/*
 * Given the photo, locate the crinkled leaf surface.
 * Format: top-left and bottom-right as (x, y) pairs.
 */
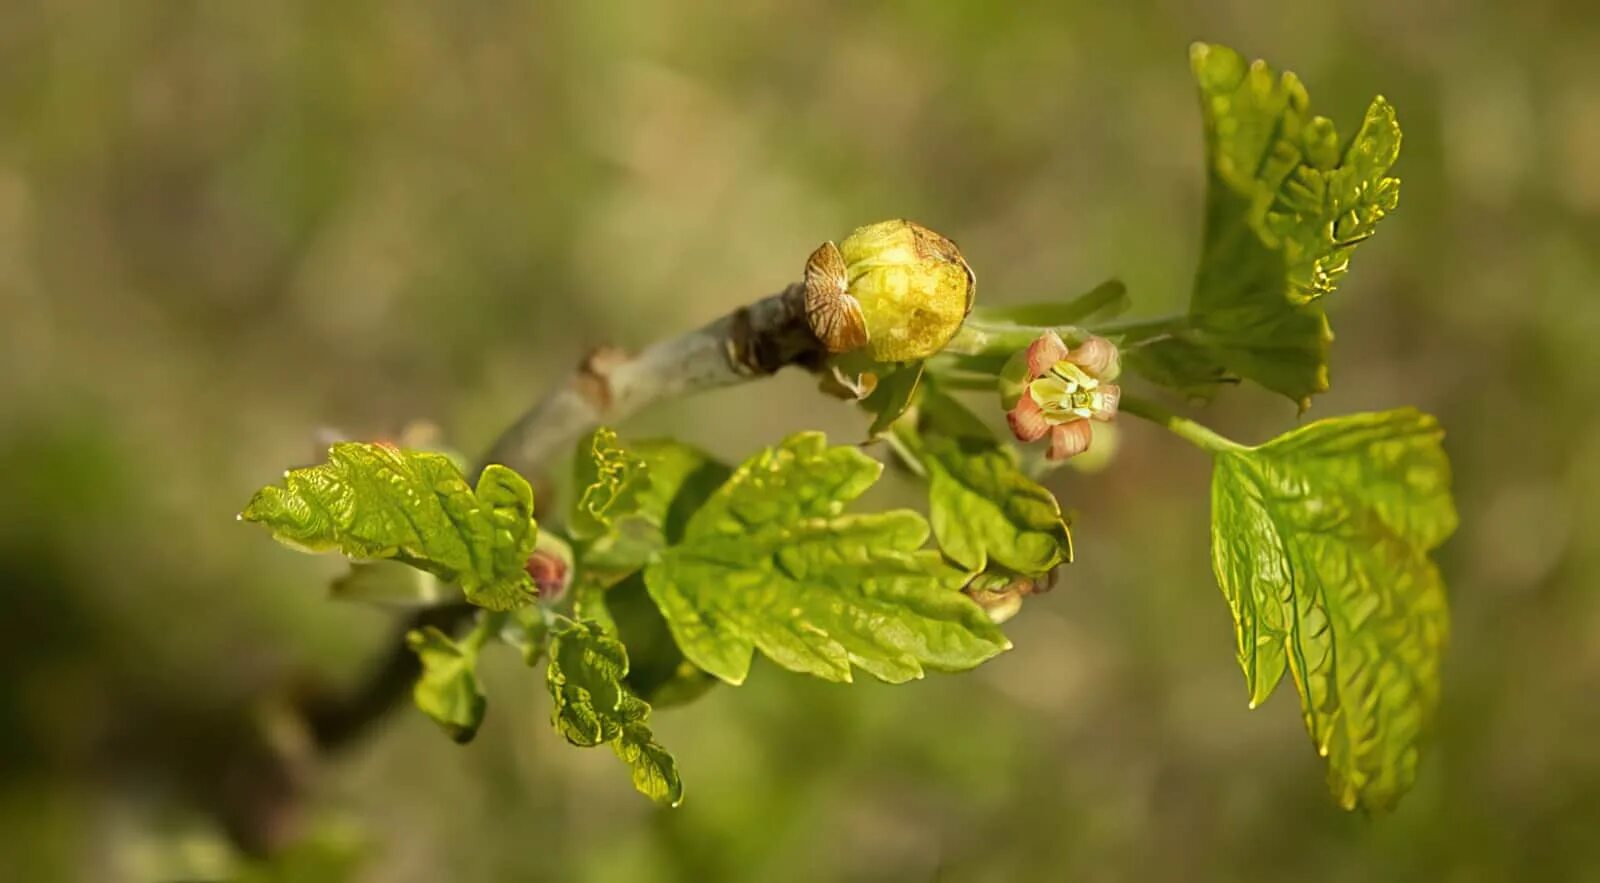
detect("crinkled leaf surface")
(576, 435), (731, 577)
(1211, 409), (1454, 811)
(406, 624), (488, 743)
(570, 428), (649, 543)
(1184, 42), (1402, 408)
(898, 392), (1072, 576)
(644, 433), (1010, 685)
(242, 443), (537, 610)
(604, 573), (719, 708)
(547, 619), (683, 806)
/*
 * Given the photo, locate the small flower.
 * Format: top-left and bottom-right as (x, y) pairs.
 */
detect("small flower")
(803, 219), (975, 362)
(1003, 332), (1121, 461)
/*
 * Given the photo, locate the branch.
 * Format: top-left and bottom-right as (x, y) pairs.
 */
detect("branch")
(301, 282), (820, 753)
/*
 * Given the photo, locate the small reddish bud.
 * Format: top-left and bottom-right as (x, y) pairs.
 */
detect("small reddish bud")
(525, 551), (568, 601)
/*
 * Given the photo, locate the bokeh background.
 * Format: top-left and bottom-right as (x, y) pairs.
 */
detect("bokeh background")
(4, 1), (1599, 880)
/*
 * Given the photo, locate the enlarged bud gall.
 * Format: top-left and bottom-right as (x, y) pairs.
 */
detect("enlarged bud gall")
(804, 219), (975, 362)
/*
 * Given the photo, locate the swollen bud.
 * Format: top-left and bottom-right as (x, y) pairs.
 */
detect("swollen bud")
(804, 220), (975, 363)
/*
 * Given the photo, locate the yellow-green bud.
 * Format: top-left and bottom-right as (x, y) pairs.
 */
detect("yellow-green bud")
(803, 219), (975, 363)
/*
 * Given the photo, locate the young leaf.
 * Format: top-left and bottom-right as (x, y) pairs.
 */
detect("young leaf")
(329, 560), (459, 607)
(547, 619), (684, 806)
(406, 623), (490, 743)
(969, 279), (1129, 327)
(1210, 409), (1454, 811)
(897, 391), (1073, 577)
(862, 361), (925, 436)
(1185, 42), (1402, 408)
(241, 443), (538, 610)
(571, 428), (649, 543)
(644, 432), (1011, 685)
(500, 605), (552, 667)
(607, 573), (719, 708)
(576, 435), (732, 578)
(1122, 337), (1234, 403)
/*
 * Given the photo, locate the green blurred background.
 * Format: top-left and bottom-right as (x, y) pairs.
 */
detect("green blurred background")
(4, 1), (1599, 880)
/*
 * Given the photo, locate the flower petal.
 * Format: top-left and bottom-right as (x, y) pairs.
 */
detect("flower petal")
(1047, 420), (1094, 460)
(1067, 336), (1118, 377)
(1025, 332), (1070, 377)
(1007, 392), (1051, 442)
(1093, 384), (1121, 421)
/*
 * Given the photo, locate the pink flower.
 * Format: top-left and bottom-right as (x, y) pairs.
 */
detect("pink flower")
(1005, 332), (1121, 461)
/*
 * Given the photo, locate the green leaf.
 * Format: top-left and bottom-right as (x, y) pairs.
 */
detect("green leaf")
(605, 573), (719, 708)
(970, 279), (1128, 327)
(571, 428), (649, 543)
(1186, 42), (1402, 408)
(500, 606), (552, 667)
(241, 443), (537, 610)
(644, 432), (1011, 685)
(898, 391), (1072, 576)
(1210, 409), (1454, 811)
(862, 361), (925, 436)
(406, 621), (490, 743)
(546, 619), (684, 806)
(1122, 337), (1234, 403)
(329, 560), (459, 607)
(577, 436), (732, 578)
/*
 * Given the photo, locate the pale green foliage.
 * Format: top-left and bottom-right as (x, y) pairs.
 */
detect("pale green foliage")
(969, 279), (1128, 327)
(570, 428), (649, 543)
(330, 560), (457, 607)
(1180, 42), (1402, 408)
(644, 432), (1011, 685)
(1210, 409), (1455, 811)
(241, 443), (537, 610)
(575, 434), (731, 578)
(898, 391), (1072, 577)
(862, 361), (925, 436)
(406, 623), (489, 743)
(547, 619), (683, 806)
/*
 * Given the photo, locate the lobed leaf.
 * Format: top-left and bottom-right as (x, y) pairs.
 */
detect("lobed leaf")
(576, 435), (732, 578)
(1210, 408), (1455, 811)
(241, 443), (537, 610)
(899, 391), (1072, 577)
(1181, 42), (1402, 408)
(644, 433), (1011, 685)
(546, 619), (683, 806)
(571, 428), (650, 543)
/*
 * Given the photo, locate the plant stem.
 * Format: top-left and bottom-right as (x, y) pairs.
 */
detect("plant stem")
(481, 283), (819, 478)
(1119, 393), (1242, 454)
